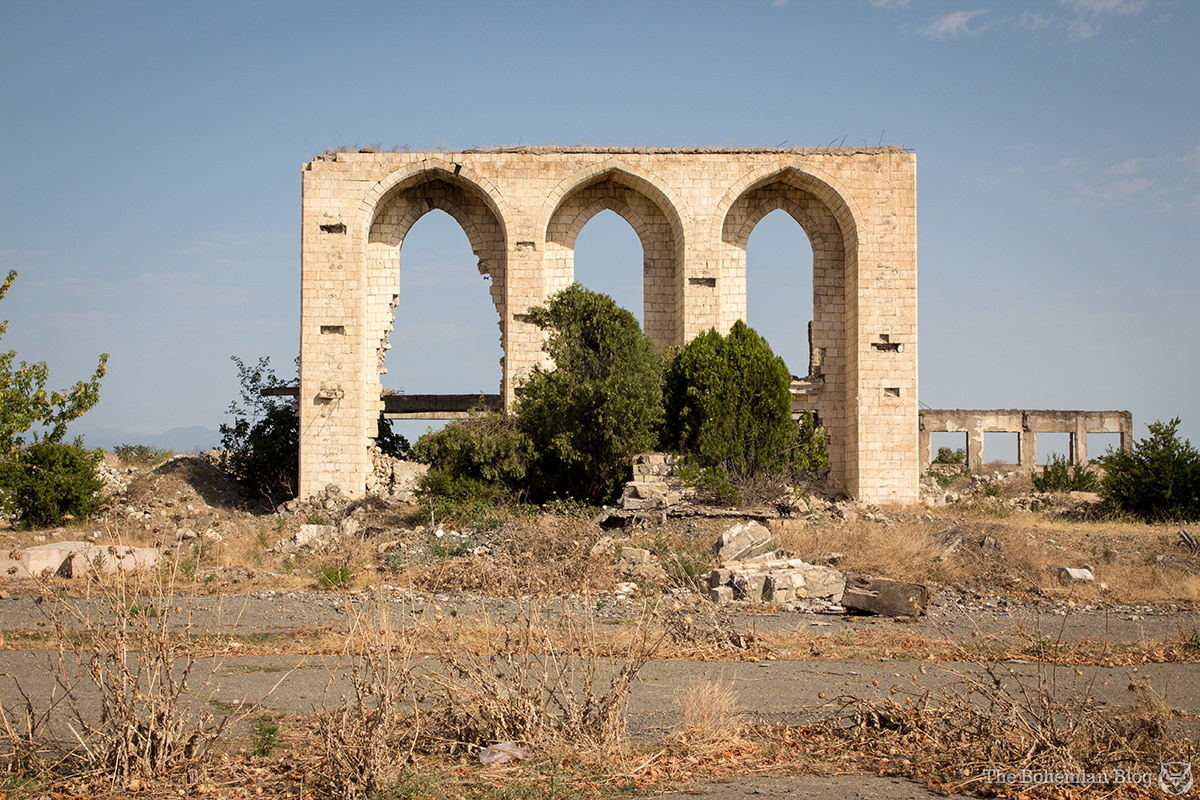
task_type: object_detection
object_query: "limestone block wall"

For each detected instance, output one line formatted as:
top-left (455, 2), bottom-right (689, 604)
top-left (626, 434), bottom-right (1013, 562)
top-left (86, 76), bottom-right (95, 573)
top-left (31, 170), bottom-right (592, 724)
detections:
top-left (299, 147), bottom-right (918, 503)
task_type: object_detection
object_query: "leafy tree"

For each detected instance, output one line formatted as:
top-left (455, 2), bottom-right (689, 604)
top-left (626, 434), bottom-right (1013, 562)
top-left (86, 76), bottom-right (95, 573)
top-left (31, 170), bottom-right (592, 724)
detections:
top-left (1, 270), bottom-right (108, 455)
top-left (1096, 417), bottom-right (1200, 521)
top-left (933, 447), bottom-right (966, 465)
top-left (516, 284), bottom-right (663, 504)
top-left (663, 320), bottom-right (825, 480)
top-left (219, 356), bottom-right (298, 505)
top-left (0, 271), bottom-right (108, 527)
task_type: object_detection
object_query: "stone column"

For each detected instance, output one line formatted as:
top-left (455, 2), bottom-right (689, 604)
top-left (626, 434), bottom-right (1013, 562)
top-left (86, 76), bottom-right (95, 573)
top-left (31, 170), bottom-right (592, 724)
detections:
top-left (967, 428), bottom-right (985, 473)
top-left (1019, 431), bottom-right (1037, 471)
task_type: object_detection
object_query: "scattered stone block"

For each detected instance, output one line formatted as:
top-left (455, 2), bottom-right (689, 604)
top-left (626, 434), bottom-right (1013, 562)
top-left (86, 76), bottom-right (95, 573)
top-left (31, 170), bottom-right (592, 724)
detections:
top-left (801, 566), bottom-right (845, 601)
top-left (712, 521), bottom-right (775, 563)
top-left (1, 542), bottom-right (160, 579)
top-left (733, 573), bottom-right (767, 603)
top-left (1058, 567), bottom-right (1095, 584)
top-left (841, 574), bottom-right (929, 617)
top-left (296, 524), bottom-right (337, 549)
top-left (707, 585), bottom-right (734, 605)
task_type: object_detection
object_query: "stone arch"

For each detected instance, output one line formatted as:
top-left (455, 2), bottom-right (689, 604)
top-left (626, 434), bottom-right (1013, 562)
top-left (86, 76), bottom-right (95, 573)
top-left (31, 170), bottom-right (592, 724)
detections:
top-left (543, 163), bottom-right (689, 348)
top-left (362, 164), bottom-right (509, 414)
top-left (718, 164), bottom-right (863, 496)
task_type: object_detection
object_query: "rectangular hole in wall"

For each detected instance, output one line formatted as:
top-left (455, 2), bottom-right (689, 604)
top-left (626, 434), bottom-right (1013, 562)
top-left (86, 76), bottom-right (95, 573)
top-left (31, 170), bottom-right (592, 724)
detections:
top-left (931, 431), bottom-right (967, 465)
top-left (320, 325), bottom-right (345, 335)
top-left (1038, 432), bottom-right (1072, 465)
top-left (319, 222), bottom-right (346, 234)
top-left (871, 333), bottom-right (902, 352)
top-left (883, 387), bottom-right (900, 397)
top-left (1088, 432), bottom-right (1122, 459)
top-left (688, 277), bottom-right (716, 287)
top-left (983, 432), bottom-right (1019, 467)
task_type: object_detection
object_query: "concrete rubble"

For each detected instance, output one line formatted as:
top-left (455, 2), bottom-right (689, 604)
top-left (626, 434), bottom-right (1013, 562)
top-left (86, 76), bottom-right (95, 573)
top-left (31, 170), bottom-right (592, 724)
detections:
top-left (0, 542), bottom-right (161, 579)
top-left (841, 574), bottom-right (930, 617)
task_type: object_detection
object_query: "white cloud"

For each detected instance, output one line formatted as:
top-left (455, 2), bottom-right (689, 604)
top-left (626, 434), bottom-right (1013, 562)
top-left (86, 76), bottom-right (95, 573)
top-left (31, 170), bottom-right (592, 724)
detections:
top-left (1060, 0), bottom-right (1149, 14)
top-left (1182, 144), bottom-right (1200, 174)
top-left (1019, 11), bottom-right (1053, 30)
top-left (1075, 177), bottom-right (1151, 203)
top-left (773, 0), bottom-right (789, 7)
top-left (1060, 0), bottom-right (1150, 39)
top-left (1107, 157), bottom-right (1144, 175)
top-left (869, 0), bottom-right (911, 8)
top-left (918, 9), bottom-right (989, 40)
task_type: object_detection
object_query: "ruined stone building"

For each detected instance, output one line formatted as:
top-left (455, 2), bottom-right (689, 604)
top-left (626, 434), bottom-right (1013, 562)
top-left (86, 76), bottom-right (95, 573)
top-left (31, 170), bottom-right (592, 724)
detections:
top-left (298, 147), bottom-right (921, 503)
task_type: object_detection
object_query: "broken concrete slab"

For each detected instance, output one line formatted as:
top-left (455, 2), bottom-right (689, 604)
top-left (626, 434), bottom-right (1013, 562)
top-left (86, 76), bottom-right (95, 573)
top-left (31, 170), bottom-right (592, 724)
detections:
top-left (1058, 567), bottom-right (1095, 584)
top-left (712, 521), bottom-right (775, 563)
top-left (841, 574), bottom-right (929, 617)
top-left (1, 542), bottom-right (161, 580)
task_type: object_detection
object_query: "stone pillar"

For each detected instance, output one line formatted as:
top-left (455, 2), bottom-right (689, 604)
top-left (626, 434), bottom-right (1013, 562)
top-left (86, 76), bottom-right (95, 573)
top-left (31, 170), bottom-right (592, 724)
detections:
top-left (967, 428), bottom-right (985, 473)
top-left (1074, 417), bottom-right (1089, 465)
top-left (1019, 431), bottom-right (1037, 471)
top-left (919, 427), bottom-right (932, 471)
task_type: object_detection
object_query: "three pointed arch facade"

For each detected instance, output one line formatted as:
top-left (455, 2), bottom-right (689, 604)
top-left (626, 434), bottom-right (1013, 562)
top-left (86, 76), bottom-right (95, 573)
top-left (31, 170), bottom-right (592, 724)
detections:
top-left (300, 148), bottom-right (917, 503)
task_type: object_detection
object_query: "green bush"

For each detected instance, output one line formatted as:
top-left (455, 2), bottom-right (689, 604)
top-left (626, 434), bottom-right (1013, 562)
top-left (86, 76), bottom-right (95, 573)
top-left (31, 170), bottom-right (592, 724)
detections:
top-left (663, 320), bottom-right (827, 481)
top-left (1031, 454), bottom-right (1099, 493)
top-left (516, 284), bottom-right (663, 505)
top-left (933, 446), bottom-right (966, 465)
top-left (412, 412), bottom-right (530, 501)
top-left (0, 441), bottom-right (105, 528)
top-left (1096, 417), bottom-right (1200, 521)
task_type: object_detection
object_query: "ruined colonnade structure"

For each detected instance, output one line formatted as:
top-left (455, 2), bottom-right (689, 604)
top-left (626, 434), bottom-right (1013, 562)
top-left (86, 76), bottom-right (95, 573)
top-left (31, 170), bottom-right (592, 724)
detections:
top-left (299, 147), bottom-right (919, 504)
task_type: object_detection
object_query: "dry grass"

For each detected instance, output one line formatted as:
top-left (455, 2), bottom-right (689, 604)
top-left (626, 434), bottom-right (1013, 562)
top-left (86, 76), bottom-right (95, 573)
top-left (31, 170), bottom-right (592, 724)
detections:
top-left (671, 678), bottom-right (746, 756)
top-left (0, 561), bottom-right (234, 790)
top-left (793, 663), bottom-right (1198, 797)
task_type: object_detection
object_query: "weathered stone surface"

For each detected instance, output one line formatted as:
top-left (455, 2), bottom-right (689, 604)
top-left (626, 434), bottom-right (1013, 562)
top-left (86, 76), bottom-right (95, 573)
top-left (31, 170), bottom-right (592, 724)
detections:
top-left (296, 524), bottom-right (337, 549)
top-left (713, 521), bottom-right (775, 563)
top-left (1, 542), bottom-right (161, 580)
top-left (707, 585), bottom-right (734, 605)
top-left (1058, 567), bottom-right (1095, 584)
top-left (841, 574), bottom-right (929, 617)
top-left (733, 573), bottom-right (767, 603)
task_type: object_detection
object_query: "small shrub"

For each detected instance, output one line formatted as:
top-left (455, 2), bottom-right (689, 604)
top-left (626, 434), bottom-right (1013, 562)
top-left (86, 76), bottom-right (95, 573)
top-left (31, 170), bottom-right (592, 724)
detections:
top-left (1032, 454), bottom-right (1099, 492)
top-left (112, 443), bottom-right (173, 467)
top-left (1097, 417), bottom-right (1200, 521)
top-left (0, 441), bottom-right (105, 528)
top-left (317, 562), bottom-right (354, 590)
top-left (251, 717), bottom-right (279, 757)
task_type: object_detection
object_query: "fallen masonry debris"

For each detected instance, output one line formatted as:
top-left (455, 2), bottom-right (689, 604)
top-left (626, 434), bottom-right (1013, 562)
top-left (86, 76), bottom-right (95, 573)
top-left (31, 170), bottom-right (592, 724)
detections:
top-left (840, 573), bottom-right (931, 617)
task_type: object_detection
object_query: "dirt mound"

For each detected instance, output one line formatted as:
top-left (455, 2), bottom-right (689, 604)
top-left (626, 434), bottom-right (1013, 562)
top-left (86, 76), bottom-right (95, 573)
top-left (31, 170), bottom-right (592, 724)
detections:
top-left (123, 456), bottom-right (246, 510)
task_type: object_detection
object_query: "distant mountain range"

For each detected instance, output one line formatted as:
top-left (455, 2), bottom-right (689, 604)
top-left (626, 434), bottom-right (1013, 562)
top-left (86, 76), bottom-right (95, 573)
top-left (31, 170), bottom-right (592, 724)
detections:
top-left (68, 423), bottom-right (223, 453)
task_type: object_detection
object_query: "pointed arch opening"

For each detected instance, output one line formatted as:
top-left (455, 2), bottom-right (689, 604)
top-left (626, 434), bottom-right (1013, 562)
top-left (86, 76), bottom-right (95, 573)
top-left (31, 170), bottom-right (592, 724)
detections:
top-left (745, 208), bottom-right (815, 377)
top-left (544, 168), bottom-right (685, 348)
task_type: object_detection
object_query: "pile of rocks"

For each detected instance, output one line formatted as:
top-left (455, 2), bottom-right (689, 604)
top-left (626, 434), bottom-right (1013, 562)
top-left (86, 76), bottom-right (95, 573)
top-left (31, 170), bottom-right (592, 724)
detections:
top-left (618, 454), bottom-right (693, 511)
top-left (367, 449), bottom-right (427, 501)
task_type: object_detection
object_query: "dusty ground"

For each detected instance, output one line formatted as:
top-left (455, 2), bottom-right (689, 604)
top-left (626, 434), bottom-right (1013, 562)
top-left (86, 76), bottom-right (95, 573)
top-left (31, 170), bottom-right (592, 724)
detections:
top-left (0, 454), bottom-right (1198, 798)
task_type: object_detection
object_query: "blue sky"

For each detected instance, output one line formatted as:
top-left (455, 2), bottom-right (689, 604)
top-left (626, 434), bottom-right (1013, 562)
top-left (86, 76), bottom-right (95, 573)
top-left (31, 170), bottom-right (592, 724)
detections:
top-left (1, 0), bottom-right (1197, 458)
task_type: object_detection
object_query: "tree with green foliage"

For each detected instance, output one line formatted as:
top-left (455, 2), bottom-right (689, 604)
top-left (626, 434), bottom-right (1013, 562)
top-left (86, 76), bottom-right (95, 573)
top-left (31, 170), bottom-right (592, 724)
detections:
top-left (932, 447), bottom-right (966, 465)
top-left (663, 320), bottom-right (826, 481)
top-left (0, 271), bottom-right (109, 527)
top-left (516, 284), bottom-right (663, 504)
top-left (1096, 417), bottom-right (1200, 521)
top-left (0, 270), bottom-right (108, 456)
top-left (219, 356), bottom-right (299, 505)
